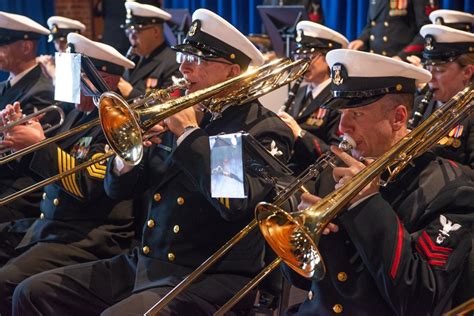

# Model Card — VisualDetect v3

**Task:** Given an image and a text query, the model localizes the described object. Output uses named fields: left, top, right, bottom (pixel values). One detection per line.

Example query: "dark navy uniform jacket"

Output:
left=0, top=64, right=55, bottom=222
left=357, top=0, right=435, bottom=59
left=104, top=101, right=294, bottom=304
left=123, top=42, right=181, bottom=99
left=284, top=152, right=473, bottom=315
left=16, top=108, right=134, bottom=258
left=415, top=97, right=474, bottom=180
left=286, top=83, right=340, bottom=175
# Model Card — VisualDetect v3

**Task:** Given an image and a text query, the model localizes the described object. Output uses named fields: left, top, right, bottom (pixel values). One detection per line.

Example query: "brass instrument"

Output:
left=0, top=105, right=65, bottom=153
left=0, top=80, right=189, bottom=206
left=256, top=84, right=473, bottom=280
left=99, top=58, right=310, bottom=166
left=145, top=135, right=355, bottom=316
left=0, top=79, right=189, bottom=166
left=408, top=88, right=434, bottom=130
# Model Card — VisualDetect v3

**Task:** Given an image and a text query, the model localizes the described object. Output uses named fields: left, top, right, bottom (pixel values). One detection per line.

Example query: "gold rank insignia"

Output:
left=296, top=29, right=302, bottom=43
left=188, top=21, right=198, bottom=37
left=86, top=152, right=108, bottom=180
left=57, top=148, right=84, bottom=198
left=218, top=197, right=230, bottom=209
left=71, top=136, right=92, bottom=160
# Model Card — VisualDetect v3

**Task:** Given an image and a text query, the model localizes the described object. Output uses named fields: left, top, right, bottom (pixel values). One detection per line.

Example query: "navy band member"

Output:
left=12, top=8, right=294, bottom=315
left=416, top=25, right=474, bottom=179
left=348, top=0, right=437, bottom=60
left=118, top=1, right=181, bottom=99
left=429, top=9, right=474, bottom=33
left=279, top=21, right=346, bottom=175
left=36, top=16, right=86, bottom=84
left=283, top=49, right=473, bottom=315
left=0, top=12, right=55, bottom=224
left=0, top=33, right=136, bottom=315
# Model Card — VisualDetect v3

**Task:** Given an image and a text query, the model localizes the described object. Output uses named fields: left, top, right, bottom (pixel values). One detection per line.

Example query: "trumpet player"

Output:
left=12, top=9, right=294, bottom=315
left=415, top=24, right=474, bottom=179
left=118, top=1, right=181, bottom=99
left=0, top=34, right=136, bottom=315
left=283, top=50, right=473, bottom=315
left=278, top=21, right=347, bottom=175
left=0, top=11, right=55, bottom=224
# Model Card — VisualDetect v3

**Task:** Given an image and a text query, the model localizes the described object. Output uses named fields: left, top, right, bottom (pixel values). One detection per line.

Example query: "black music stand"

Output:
left=164, top=9, right=192, bottom=46
left=257, top=5, right=308, bottom=57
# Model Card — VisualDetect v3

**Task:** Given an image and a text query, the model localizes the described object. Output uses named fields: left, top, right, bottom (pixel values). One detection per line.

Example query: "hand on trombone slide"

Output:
left=331, top=145, right=379, bottom=206
left=0, top=102, right=46, bottom=152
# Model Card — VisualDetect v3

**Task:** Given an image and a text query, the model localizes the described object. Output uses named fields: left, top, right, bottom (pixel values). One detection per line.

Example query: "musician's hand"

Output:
left=1, top=120, right=45, bottom=151
left=117, top=77, right=134, bottom=98
left=348, top=39, right=364, bottom=50
left=0, top=102, right=23, bottom=128
left=298, top=193, right=339, bottom=235
left=331, top=145, right=379, bottom=205
left=165, top=106, right=199, bottom=137
left=143, top=122, right=166, bottom=147
left=37, top=55, right=55, bottom=80
left=278, top=111, right=302, bottom=140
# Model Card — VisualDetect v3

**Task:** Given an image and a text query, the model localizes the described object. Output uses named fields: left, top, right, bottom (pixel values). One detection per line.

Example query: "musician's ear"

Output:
left=226, top=64, right=241, bottom=79
left=461, top=63, right=474, bottom=86
left=392, top=104, right=408, bottom=131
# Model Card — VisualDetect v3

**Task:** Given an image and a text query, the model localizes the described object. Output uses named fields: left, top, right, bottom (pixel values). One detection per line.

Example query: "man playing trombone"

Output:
left=282, top=50, right=473, bottom=315
left=12, top=9, right=294, bottom=316
left=0, top=34, right=137, bottom=315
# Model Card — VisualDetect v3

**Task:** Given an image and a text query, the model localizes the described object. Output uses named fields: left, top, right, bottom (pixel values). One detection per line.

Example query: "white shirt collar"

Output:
left=308, top=78, right=331, bottom=99
left=9, top=63, right=38, bottom=87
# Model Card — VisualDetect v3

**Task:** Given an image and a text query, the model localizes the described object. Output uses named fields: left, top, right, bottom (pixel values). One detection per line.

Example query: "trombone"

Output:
left=144, top=136, right=355, bottom=316
left=0, top=58, right=308, bottom=206
left=0, top=105, right=65, bottom=153
left=256, top=84, right=473, bottom=281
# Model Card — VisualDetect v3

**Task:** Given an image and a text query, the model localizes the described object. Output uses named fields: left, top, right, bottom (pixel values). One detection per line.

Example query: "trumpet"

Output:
left=256, top=84, right=473, bottom=281
left=0, top=105, right=65, bottom=154
left=144, top=135, right=355, bottom=316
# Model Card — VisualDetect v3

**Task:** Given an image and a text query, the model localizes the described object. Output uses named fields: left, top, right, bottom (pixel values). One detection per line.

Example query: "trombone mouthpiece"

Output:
left=339, top=134, right=356, bottom=152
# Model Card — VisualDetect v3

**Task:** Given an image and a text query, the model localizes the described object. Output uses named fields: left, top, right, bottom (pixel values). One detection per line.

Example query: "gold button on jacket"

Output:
left=147, top=219, right=155, bottom=228
left=168, top=252, right=175, bottom=261
left=53, top=198, right=59, bottom=206
left=142, top=246, right=150, bottom=254
left=333, top=304, right=343, bottom=313
left=153, top=193, right=161, bottom=202
left=177, top=197, right=184, bottom=205
left=337, top=272, right=348, bottom=282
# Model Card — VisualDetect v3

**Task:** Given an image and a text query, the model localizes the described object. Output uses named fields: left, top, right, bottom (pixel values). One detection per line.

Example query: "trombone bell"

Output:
left=99, top=91, right=143, bottom=166
left=256, top=202, right=325, bottom=280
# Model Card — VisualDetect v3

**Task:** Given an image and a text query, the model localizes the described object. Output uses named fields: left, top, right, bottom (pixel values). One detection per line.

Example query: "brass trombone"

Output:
left=256, top=84, right=473, bottom=281
left=98, top=58, right=310, bottom=166
left=0, top=80, right=189, bottom=206
left=145, top=136, right=355, bottom=316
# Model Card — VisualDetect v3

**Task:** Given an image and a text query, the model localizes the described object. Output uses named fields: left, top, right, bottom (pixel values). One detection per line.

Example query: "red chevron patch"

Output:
left=415, top=231, right=453, bottom=267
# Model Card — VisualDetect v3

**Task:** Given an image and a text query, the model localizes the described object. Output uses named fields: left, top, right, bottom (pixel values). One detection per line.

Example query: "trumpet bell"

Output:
left=256, top=202, right=325, bottom=280
left=99, top=91, right=143, bottom=166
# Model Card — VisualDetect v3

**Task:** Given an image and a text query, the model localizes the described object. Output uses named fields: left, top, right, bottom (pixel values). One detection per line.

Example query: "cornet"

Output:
left=0, top=105, right=65, bottom=154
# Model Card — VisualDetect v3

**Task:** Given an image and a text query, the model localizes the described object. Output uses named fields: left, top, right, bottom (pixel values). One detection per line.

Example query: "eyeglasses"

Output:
left=124, top=25, right=155, bottom=37
left=293, top=52, right=323, bottom=61
left=176, top=52, right=233, bottom=66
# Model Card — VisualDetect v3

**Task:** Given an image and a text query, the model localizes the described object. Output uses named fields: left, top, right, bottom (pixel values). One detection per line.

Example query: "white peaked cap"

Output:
left=296, top=21, right=349, bottom=49
left=47, top=16, right=86, bottom=31
left=125, top=1, right=171, bottom=20
left=67, top=33, right=135, bottom=70
left=0, top=11, right=49, bottom=35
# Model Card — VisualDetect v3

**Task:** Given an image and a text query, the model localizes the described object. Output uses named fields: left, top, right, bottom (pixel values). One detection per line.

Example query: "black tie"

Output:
left=1, top=80, right=11, bottom=96
left=298, top=90, right=313, bottom=117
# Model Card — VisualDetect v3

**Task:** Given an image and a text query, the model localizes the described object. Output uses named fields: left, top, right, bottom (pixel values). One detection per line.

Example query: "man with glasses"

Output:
left=278, top=21, right=347, bottom=175
left=415, top=24, right=473, bottom=179
left=118, top=1, right=181, bottom=99
left=12, top=9, right=294, bottom=315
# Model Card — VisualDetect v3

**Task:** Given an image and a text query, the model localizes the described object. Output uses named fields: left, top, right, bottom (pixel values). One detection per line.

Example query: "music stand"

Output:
left=257, top=5, right=308, bottom=58
left=164, top=9, right=192, bottom=46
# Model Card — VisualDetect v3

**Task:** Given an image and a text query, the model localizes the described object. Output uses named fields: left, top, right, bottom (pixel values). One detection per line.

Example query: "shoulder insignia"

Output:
left=269, top=140, right=283, bottom=157
left=416, top=230, right=453, bottom=268
left=57, top=148, right=84, bottom=198
left=218, top=197, right=230, bottom=209
left=86, top=152, right=108, bottom=180
left=437, top=215, right=461, bottom=244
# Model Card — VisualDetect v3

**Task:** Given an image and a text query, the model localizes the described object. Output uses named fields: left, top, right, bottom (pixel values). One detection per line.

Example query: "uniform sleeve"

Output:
left=172, top=125, right=293, bottom=222
left=397, top=0, right=432, bottom=59
left=28, top=135, right=111, bottom=201
left=338, top=183, right=473, bottom=315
